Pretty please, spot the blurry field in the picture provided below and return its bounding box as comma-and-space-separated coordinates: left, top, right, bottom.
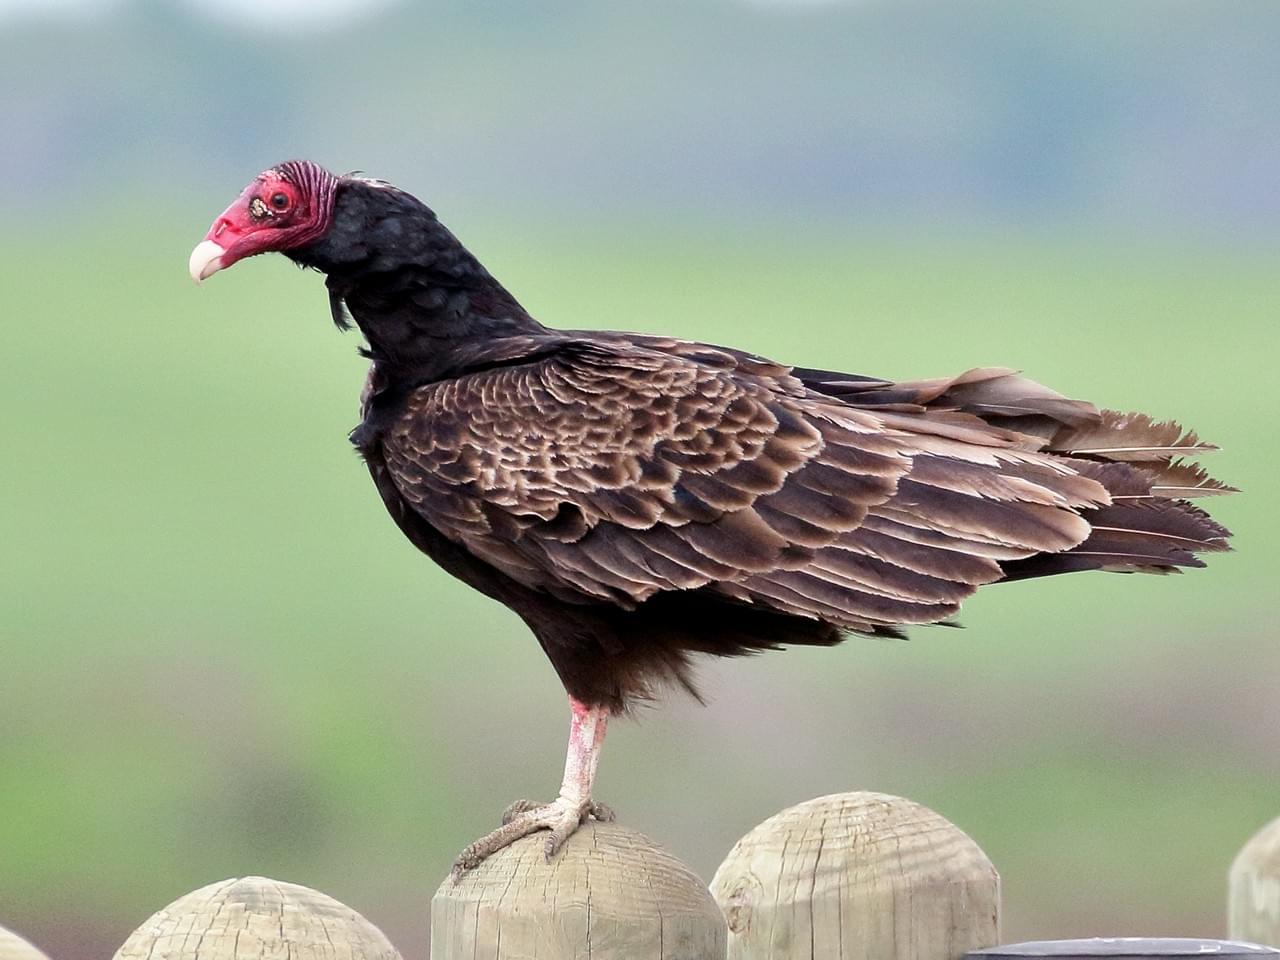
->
1, 215, 1276, 957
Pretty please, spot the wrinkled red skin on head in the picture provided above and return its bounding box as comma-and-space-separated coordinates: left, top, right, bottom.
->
201, 163, 336, 269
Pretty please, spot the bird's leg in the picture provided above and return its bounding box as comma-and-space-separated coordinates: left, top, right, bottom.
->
450, 698, 614, 881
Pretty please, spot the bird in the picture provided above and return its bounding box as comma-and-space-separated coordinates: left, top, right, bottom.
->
190, 159, 1234, 878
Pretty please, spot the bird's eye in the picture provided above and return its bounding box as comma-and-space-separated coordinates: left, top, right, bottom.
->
270, 192, 290, 210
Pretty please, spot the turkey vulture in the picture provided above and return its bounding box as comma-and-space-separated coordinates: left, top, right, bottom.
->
190, 160, 1234, 877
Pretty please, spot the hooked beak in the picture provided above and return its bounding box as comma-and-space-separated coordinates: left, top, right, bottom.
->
188, 239, 226, 283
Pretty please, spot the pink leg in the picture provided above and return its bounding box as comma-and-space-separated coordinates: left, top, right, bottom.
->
450, 697, 615, 881
560, 697, 609, 805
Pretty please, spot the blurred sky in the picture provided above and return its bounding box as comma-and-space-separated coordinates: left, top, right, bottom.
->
0, 0, 863, 29
0, 0, 399, 28
1, 3, 1277, 959
0, 0, 847, 23
2, 0, 1277, 233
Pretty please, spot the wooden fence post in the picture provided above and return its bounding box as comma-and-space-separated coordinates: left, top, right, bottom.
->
1230, 815, 1280, 947
0, 926, 51, 960
111, 876, 402, 960
710, 791, 1000, 960
431, 820, 727, 959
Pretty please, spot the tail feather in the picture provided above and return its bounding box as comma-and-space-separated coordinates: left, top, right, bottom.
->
999, 421, 1233, 581
768, 365, 1236, 624
808, 366, 1237, 585
1046, 410, 1219, 461
1146, 460, 1238, 499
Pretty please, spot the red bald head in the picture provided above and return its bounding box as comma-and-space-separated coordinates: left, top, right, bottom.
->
189, 160, 339, 282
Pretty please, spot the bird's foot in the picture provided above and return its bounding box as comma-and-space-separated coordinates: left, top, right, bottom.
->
501, 797, 615, 824
450, 795, 616, 882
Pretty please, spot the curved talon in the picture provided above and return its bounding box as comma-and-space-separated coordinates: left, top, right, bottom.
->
589, 801, 616, 822
501, 798, 540, 824
543, 820, 578, 861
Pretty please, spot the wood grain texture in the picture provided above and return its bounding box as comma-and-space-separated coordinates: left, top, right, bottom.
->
1230, 816, 1280, 947
431, 820, 726, 959
710, 792, 999, 960
0, 926, 51, 960
111, 876, 401, 960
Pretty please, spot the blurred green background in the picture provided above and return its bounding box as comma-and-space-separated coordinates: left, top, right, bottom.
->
1, 2, 1277, 957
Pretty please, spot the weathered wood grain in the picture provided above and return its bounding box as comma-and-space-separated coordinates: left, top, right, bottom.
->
0, 926, 51, 960
1230, 816, 1280, 948
710, 791, 999, 960
431, 820, 726, 959
111, 876, 401, 960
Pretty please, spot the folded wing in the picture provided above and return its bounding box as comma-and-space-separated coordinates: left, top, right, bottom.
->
379, 338, 1231, 639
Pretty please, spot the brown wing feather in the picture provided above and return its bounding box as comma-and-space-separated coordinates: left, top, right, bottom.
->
380, 339, 1211, 640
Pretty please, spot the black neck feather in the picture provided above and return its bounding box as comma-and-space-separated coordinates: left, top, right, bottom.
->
289, 179, 545, 381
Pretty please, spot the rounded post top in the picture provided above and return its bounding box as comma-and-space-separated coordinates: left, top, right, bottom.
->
112, 876, 401, 960
432, 820, 726, 959
1233, 816, 1280, 875
711, 791, 1000, 959
712, 791, 997, 910
437, 819, 720, 917
0, 927, 51, 960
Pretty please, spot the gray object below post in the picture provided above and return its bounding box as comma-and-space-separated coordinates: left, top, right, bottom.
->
968, 938, 1280, 958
